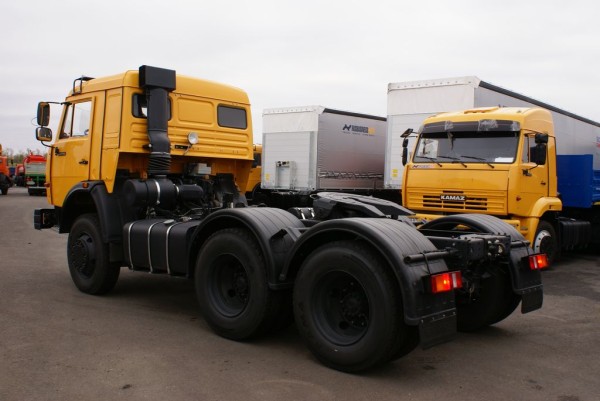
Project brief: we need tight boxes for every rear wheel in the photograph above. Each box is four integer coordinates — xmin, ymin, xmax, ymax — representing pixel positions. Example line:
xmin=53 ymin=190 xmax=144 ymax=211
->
xmin=195 ymin=228 xmax=289 ymax=340
xmin=293 ymin=240 xmax=416 ymax=372
xmin=68 ymin=213 xmax=120 ymax=294
xmin=420 ymin=214 xmax=521 ymax=331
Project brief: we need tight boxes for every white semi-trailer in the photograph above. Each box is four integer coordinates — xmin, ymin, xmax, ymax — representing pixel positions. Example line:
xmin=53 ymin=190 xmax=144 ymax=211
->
xmin=260 ymin=106 xmax=391 ymax=206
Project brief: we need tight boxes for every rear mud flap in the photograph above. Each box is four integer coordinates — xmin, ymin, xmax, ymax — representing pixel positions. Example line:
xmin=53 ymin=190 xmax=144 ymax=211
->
xmin=419 ymin=310 xmax=457 ymax=349
xmin=520 ymin=285 xmax=543 ymax=313
xmin=509 ymin=241 xmax=544 ymax=313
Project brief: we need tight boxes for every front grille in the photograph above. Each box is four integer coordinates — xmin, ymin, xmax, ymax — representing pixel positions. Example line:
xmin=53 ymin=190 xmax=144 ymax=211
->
xmin=407 ymin=189 xmax=506 ymax=214
xmin=423 ymin=194 xmax=488 ymax=210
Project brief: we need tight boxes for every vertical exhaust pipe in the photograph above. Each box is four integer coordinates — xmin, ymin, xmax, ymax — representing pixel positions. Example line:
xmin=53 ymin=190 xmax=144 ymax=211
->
xmin=139 ymin=65 xmax=176 ymax=177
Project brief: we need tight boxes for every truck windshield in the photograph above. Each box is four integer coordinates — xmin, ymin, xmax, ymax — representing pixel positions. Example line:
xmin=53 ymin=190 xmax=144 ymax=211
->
xmin=413 ymin=131 xmax=519 ymax=164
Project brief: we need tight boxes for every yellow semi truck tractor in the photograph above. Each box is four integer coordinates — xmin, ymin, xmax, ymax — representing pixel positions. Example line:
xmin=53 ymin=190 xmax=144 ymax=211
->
xmin=401 ymin=106 xmax=596 ymax=265
xmin=34 ymin=66 xmax=546 ymax=372
xmin=388 ymin=77 xmax=599 ymax=265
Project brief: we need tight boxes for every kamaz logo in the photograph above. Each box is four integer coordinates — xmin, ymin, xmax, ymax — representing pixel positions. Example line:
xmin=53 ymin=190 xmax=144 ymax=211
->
xmin=342 ymin=124 xmax=375 ymax=135
xmin=440 ymin=194 xmax=466 ymax=201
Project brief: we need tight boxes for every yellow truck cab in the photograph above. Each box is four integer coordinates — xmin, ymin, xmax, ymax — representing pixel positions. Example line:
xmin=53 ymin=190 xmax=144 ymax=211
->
xmin=403 ymin=106 xmax=590 ymax=263
xmin=39 ymin=66 xmax=253 ymax=210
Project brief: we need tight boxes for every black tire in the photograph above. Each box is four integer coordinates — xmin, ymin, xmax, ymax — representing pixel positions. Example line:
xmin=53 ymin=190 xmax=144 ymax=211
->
xmin=67 ymin=213 xmax=120 ymax=295
xmin=533 ymin=220 xmax=559 ymax=265
xmin=293 ymin=240 xmax=416 ymax=372
xmin=420 ymin=214 xmax=521 ymax=331
xmin=195 ymin=228 xmax=288 ymax=340
xmin=0 ymin=174 xmax=8 ymax=195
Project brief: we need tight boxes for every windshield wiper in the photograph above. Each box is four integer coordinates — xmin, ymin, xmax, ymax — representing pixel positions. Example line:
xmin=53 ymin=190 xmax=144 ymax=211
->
xmin=437 ymin=155 xmax=467 ymax=167
xmin=418 ymin=156 xmax=442 ymax=167
xmin=460 ymin=155 xmax=495 ymax=168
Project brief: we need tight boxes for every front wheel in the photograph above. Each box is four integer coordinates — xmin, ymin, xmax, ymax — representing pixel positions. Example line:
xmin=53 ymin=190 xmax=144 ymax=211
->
xmin=533 ymin=220 xmax=559 ymax=265
xmin=293 ymin=240 xmax=416 ymax=372
xmin=67 ymin=213 xmax=120 ymax=294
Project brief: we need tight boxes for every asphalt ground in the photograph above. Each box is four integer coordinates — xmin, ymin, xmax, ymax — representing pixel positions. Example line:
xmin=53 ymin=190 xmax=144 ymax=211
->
xmin=1 ymin=186 xmax=599 ymax=401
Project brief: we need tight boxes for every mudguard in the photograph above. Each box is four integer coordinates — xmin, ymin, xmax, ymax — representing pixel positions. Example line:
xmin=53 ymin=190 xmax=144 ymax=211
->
xmin=192 ymin=207 xmax=305 ymax=288
xmin=282 ymin=217 xmax=457 ymax=348
xmin=507 ymin=240 xmax=544 ymax=313
xmin=60 ymin=181 xmax=125 ymax=244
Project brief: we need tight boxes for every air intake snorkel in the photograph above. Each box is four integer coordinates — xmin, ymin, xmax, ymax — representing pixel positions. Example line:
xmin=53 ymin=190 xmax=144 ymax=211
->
xmin=139 ymin=65 xmax=176 ymax=177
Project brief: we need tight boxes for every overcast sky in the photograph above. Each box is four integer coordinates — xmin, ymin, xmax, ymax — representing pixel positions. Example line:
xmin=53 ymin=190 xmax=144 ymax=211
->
xmin=1 ymin=0 xmax=598 ymax=154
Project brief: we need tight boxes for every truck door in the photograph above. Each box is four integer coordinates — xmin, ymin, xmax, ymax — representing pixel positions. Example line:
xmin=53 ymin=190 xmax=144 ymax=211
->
xmin=49 ymin=99 xmax=93 ymax=206
xmin=514 ymin=133 xmax=550 ymax=215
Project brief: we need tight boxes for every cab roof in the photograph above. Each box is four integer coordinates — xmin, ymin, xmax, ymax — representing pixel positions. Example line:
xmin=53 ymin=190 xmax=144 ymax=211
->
xmin=68 ymin=70 xmax=250 ymax=104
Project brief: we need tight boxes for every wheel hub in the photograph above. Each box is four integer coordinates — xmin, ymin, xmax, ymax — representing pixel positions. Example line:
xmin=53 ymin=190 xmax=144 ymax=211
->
xmin=534 ymin=230 xmax=552 ymax=255
xmin=313 ymin=272 xmax=370 ymax=346
xmin=339 ymin=284 xmax=368 ymax=328
xmin=210 ymin=257 xmax=251 ymax=317
xmin=71 ymin=234 xmax=95 ymax=278
xmin=231 ymin=268 xmax=249 ymax=303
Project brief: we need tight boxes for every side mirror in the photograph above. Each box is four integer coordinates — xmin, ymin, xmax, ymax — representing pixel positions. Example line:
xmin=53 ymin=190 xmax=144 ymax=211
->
xmin=37 ymin=102 xmax=50 ymax=127
xmin=535 ymin=132 xmax=548 ymax=144
xmin=531 ymin=143 xmax=547 ymax=165
xmin=36 ymin=127 xmax=53 ymax=142
xmin=401 ymin=129 xmax=414 ymax=166
xmin=402 ymin=137 xmax=410 ymax=166
xmin=401 ymin=128 xmax=413 ymax=138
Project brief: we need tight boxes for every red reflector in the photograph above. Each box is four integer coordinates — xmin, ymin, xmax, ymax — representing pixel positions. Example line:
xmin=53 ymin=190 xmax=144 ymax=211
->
xmin=430 ymin=271 xmax=462 ymax=294
xmin=529 ymin=253 xmax=549 ymax=270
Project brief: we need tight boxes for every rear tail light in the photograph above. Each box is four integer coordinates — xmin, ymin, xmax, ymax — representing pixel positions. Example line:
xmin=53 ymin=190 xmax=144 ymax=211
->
xmin=429 ymin=271 xmax=462 ymax=294
xmin=527 ymin=253 xmax=549 ymax=270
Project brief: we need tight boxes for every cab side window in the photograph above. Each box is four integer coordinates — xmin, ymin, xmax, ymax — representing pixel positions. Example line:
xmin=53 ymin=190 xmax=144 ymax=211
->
xmin=61 ymin=101 xmax=92 ymax=138
xmin=522 ymin=134 xmax=545 ymax=164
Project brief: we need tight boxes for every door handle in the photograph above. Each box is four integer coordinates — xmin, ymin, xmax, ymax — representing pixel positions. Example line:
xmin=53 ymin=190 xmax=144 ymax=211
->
xmin=79 ymin=159 xmax=89 ymax=165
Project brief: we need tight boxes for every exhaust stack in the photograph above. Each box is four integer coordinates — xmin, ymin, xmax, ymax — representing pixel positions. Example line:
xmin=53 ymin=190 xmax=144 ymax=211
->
xmin=139 ymin=65 xmax=176 ymax=177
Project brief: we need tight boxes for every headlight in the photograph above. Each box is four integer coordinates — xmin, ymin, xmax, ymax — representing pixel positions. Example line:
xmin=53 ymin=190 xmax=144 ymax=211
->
xmin=188 ymin=132 xmax=199 ymax=145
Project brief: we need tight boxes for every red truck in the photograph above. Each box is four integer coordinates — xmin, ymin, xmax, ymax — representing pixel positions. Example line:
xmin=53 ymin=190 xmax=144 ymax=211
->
xmin=23 ymin=153 xmax=47 ymax=196
xmin=0 ymin=148 xmax=11 ymax=195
